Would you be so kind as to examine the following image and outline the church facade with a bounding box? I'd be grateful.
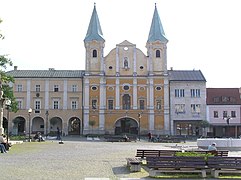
[4,5,206,137]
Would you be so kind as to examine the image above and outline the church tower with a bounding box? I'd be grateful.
[146,4,168,75]
[84,4,105,75]
[146,4,170,134]
[83,4,106,134]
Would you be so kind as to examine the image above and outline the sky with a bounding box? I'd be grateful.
[0,0,240,88]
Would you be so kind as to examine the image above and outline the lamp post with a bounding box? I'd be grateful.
[138,113,142,141]
[223,116,235,138]
[28,108,32,142]
[45,110,49,138]
[5,99,11,144]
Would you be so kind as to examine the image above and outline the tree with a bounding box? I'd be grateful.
[200,120,210,137]
[0,19,17,112]
[89,120,96,134]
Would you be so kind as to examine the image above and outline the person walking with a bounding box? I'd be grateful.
[56,127,61,140]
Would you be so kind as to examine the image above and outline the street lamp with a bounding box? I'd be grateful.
[28,108,32,142]
[5,99,11,144]
[45,110,49,138]
[223,116,236,138]
[138,113,142,141]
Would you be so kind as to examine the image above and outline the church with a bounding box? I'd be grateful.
[4,4,206,137]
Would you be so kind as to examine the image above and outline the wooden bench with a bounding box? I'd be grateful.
[186,150,229,157]
[136,149,178,158]
[126,158,141,172]
[146,156,207,178]
[207,156,241,178]
[136,149,229,159]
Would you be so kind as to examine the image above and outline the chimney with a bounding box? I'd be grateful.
[14,66,18,70]
[170,67,173,71]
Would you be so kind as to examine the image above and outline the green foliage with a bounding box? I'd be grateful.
[175,151,210,157]
[89,119,96,127]
[200,120,210,128]
[10,135,26,140]
[0,18,18,112]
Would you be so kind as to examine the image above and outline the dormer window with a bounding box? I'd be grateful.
[156,50,161,58]
[93,49,97,58]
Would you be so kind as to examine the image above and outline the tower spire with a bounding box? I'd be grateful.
[147,4,168,43]
[84,3,105,42]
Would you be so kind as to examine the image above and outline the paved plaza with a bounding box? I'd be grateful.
[1,136,241,180]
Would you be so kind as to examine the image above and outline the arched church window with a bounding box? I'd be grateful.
[156,50,161,58]
[93,49,97,58]
[122,94,131,110]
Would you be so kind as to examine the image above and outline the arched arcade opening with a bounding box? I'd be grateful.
[114,117,138,135]
[68,117,82,135]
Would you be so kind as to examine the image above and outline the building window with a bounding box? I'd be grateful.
[17,85,23,92]
[175,89,185,97]
[156,50,161,58]
[92,99,97,109]
[156,100,161,110]
[54,85,59,92]
[191,104,201,113]
[108,86,114,91]
[223,111,228,118]
[175,104,185,114]
[108,99,114,110]
[93,49,97,57]
[53,101,59,109]
[72,85,77,92]
[35,100,41,113]
[191,89,200,97]
[71,101,77,109]
[123,85,130,91]
[122,94,131,110]
[139,86,145,91]
[231,111,236,118]
[17,100,23,109]
[155,86,162,91]
[214,111,218,118]
[35,85,40,92]
[91,86,98,91]
[139,99,145,110]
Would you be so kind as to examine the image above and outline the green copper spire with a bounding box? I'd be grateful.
[147,4,168,43]
[84,3,105,42]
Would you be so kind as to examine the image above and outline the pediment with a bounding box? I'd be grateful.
[117,40,136,47]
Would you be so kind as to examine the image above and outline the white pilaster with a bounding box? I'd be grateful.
[100,45,105,73]
[163,77,170,134]
[63,80,67,110]
[99,77,106,130]
[133,47,137,74]
[84,78,90,130]
[149,110,155,131]
[44,80,49,110]
[115,78,120,109]
[133,78,137,109]
[148,78,154,131]
[116,47,119,74]
[26,80,31,109]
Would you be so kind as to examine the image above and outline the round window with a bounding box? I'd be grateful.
[124,47,128,51]
[123,85,130,91]
[156,86,162,91]
[109,66,113,69]
[139,86,145,91]
[91,86,98,91]
[108,86,114,91]
[140,66,144,70]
